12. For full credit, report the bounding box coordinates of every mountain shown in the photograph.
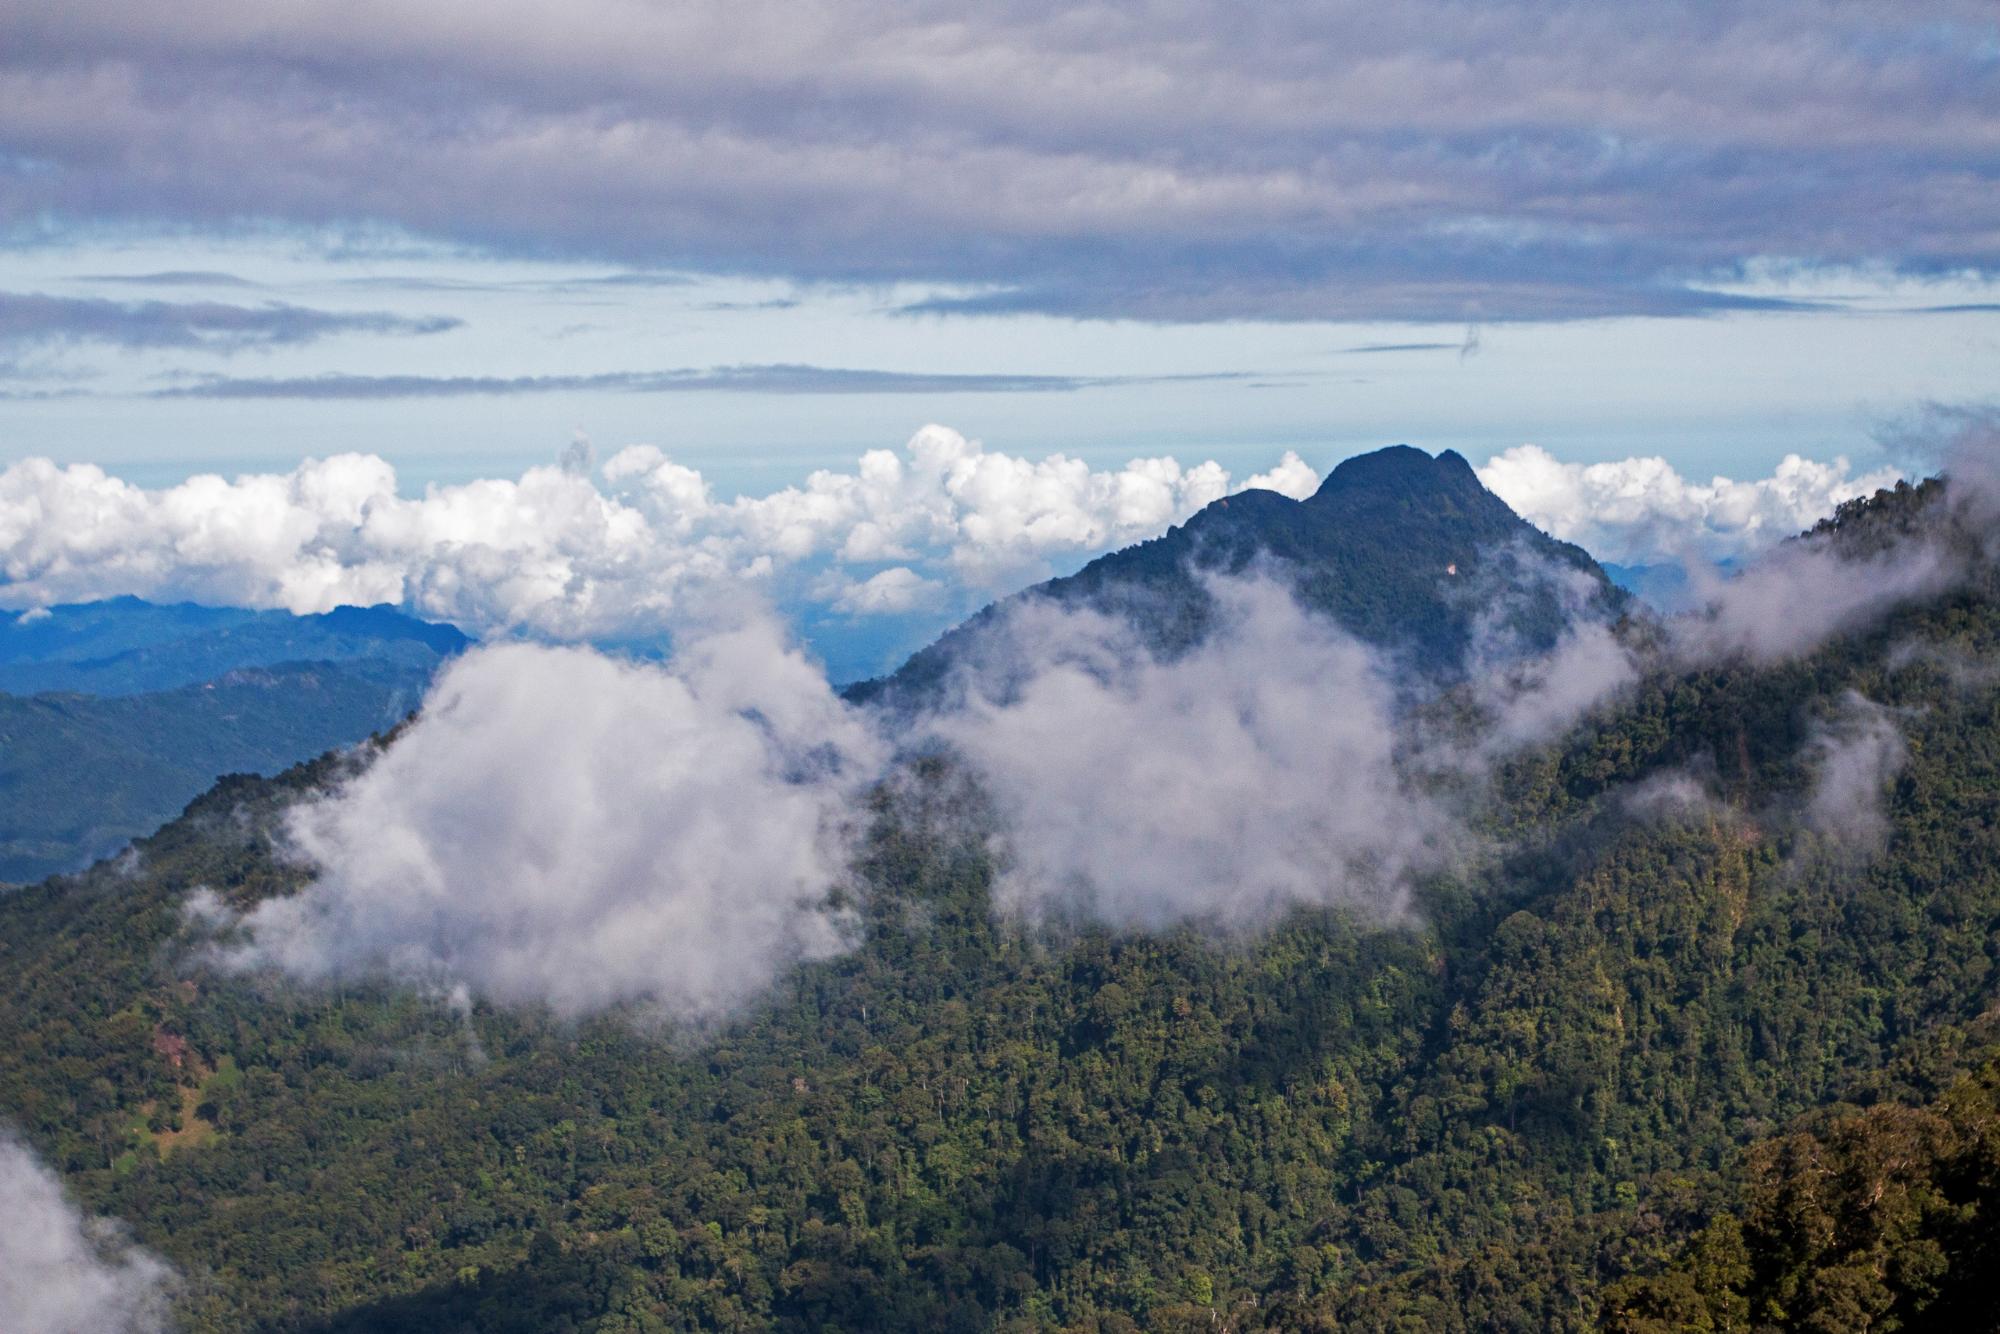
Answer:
[0,597,468,696]
[850,444,1623,707]
[0,661,434,884]
[0,599,469,883]
[3,476,1999,1330]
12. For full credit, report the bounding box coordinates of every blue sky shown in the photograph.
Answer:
[0,0,1995,671]
[2,232,1992,494]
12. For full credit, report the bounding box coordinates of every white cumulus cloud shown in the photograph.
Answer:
[213,619,887,1020]
[831,567,946,616]
[1477,444,1904,565]
[0,425,1308,639]
[1242,450,1321,500]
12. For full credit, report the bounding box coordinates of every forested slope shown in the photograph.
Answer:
[0,479,1997,1330]
[0,600,467,882]
[0,660,434,883]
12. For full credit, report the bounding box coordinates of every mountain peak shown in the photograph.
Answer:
[850,441,1622,706]
[1312,444,1485,505]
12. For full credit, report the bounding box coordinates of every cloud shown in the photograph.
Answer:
[1472,617,1640,756]
[1493,526,1964,749]
[2,2,1993,321]
[1478,444,1907,564]
[1,426,1960,657]
[1887,405,2000,528]
[212,623,885,1021]
[204,576,1460,1012]
[920,577,1458,930]
[0,292,458,353]
[0,1133,174,1334]
[0,425,1301,635]
[1241,450,1320,500]
[1802,692,1908,857]
[1620,768,1725,823]
[1440,450,1984,760]
[330,271,695,294]
[1666,534,1959,667]
[1644,409,2000,670]
[151,365,1250,399]
[74,271,261,288]
[832,567,945,616]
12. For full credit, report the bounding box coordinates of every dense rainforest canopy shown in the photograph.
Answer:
[2,467,1998,1331]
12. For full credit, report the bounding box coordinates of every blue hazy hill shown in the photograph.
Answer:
[0,598,471,883]
[0,597,469,696]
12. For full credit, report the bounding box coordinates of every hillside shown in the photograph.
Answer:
[0,660,437,884]
[0,600,469,883]
[0,475,1997,1329]
[850,445,1623,708]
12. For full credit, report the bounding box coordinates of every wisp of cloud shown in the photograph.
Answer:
[0,1133,174,1334]
[1802,692,1909,859]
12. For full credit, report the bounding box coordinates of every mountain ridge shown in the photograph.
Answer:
[0,597,470,697]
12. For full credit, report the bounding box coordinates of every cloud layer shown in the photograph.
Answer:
[0,1134,173,1334]
[3,1,1994,320]
[153,366,1248,399]
[1,431,1911,642]
[0,427,1311,637]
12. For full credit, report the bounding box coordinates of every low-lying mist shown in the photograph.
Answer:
[0,1132,174,1334]
[211,620,883,1021]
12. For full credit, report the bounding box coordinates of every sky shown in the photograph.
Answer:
[1,0,1996,668]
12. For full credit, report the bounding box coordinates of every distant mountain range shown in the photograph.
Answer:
[0,599,468,883]
[0,597,468,696]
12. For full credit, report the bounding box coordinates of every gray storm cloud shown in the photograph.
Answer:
[2,1,1993,320]
[216,621,886,1021]
[0,1134,174,1334]
[921,578,1460,931]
